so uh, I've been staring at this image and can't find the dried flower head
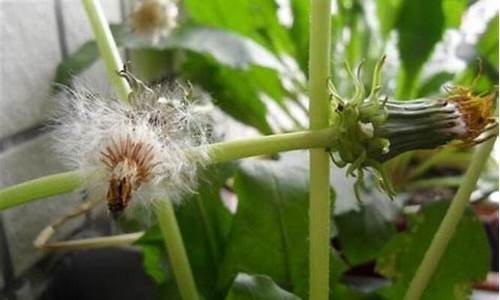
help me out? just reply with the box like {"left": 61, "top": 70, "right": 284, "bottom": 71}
{"left": 52, "top": 81, "right": 212, "bottom": 216}
{"left": 444, "top": 85, "right": 497, "bottom": 144}
{"left": 128, "top": 0, "right": 178, "bottom": 44}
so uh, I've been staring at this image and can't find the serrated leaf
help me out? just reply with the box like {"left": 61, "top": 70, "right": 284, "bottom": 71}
{"left": 375, "top": 201, "right": 491, "bottom": 300}
{"left": 225, "top": 273, "right": 302, "bottom": 300}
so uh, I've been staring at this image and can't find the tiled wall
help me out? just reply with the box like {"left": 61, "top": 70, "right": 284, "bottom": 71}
{"left": 0, "top": 0, "right": 122, "bottom": 298}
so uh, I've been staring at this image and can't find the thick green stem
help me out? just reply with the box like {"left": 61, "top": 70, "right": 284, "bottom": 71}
{"left": 81, "top": 0, "right": 131, "bottom": 102}
{"left": 207, "top": 127, "right": 335, "bottom": 163}
{"left": 154, "top": 199, "right": 199, "bottom": 300}
{"left": 403, "top": 138, "right": 496, "bottom": 300}
{"left": 308, "top": 1, "right": 332, "bottom": 299}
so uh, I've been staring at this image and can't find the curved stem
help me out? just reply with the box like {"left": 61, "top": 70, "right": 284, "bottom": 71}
{"left": 154, "top": 199, "right": 200, "bottom": 300}
{"left": 403, "top": 138, "right": 496, "bottom": 300}
{"left": 308, "top": 1, "right": 332, "bottom": 299}
{"left": 81, "top": 0, "right": 131, "bottom": 102}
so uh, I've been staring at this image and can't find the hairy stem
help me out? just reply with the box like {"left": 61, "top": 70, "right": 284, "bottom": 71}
{"left": 308, "top": 1, "right": 332, "bottom": 299}
{"left": 81, "top": 0, "right": 131, "bottom": 102}
{"left": 154, "top": 199, "right": 199, "bottom": 300}
{"left": 403, "top": 138, "right": 496, "bottom": 300}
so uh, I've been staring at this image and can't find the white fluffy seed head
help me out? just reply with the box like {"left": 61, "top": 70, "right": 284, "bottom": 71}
{"left": 51, "top": 82, "right": 213, "bottom": 214}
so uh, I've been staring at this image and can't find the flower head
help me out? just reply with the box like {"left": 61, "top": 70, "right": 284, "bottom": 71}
{"left": 52, "top": 80, "right": 212, "bottom": 216}
{"left": 328, "top": 56, "right": 498, "bottom": 199}
{"left": 128, "top": 0, "right": 178, "bottom": 44}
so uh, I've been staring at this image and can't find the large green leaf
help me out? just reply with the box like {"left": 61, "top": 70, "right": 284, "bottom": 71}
{"left": 395, "top": 0, "right": 446, "bottom": 99}
{"left": 375, "top": 201, "right": 491, "bottom": 300}
{"left": 218, "top": 158, "right": 348, "bottom": 299}
{"left": 183, "top": 0, "right": 295, "bottom": 55}
{"left": 225, "top": 273, "right": 302, "bottom": 300}
{"left": 135, "top": 164, "right": 236, "bottom": 299}
{"left": 376, "top": 0, "right": 403, "bottom": 39}
{"left": 180, "top": 54, "right": 275, "bottom": 134}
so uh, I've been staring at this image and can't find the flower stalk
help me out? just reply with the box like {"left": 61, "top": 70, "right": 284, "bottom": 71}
{"left": 81, "top": 0, "right": 131, "bottom": 102}
{"left": 403, "top": 137, "right": 496, "bottom": 300}
{"left": 81, "top": 1, "right": 199, "bottom": 299}
{"left": 308, "top": 0, "right": 332, "bottom": 299}
{"left": 154, "top": 198, "right": 200, "bottom": 300}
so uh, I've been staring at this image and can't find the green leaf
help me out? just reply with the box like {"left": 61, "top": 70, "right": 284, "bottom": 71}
{"left": 219, "top": 158, "right": 347, "bottom": 299}
{"left": 376, "top": 0, "right": 403, "bottom": 39}
{"left": 335, "top": 199, "right": 397, "bottom": 266}
{"left": 416, "top": 71, "right": 454, "bottom": 97}
{"left": 183, "top": 0, "right": 295, "bottom": 55}
{"left": 53, "top": 40, "right": 99, "bottom": 91}
{"left": 181, "top": 55, "right": 275, "bottom": 134}
{"left": 375, "top": 201, "right": 491, "bottom": 300}
{"left": 395, "top": 0, "right": 446, "bottom": 99}
{"left": 53, "top": 24, "right": 126, "bottom": 89}
{"left": 225, "top": 273, "right": 302, "bottom": 300}
{"left": 478, "top": 15, "right": 499, "bottom": 72}
{"left": 442, "top": 0, "right": 468, "bottom": 28}
{"left": 289, "top": 0, "right": 310, "bottom": 73}
{"left": 135, "top": 164, "right": 236, "bottom": 299}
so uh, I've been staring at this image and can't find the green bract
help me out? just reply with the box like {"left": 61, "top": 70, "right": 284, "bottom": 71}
{"left": 328, "top": 56, "right": 394, "bottom": 199}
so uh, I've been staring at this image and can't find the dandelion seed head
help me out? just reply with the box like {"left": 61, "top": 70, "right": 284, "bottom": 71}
{"left": 52, "top": 81, "right": 213, "bottom": 214}
{"left": 128, "top": 0, "right": 178, "bottom": 44}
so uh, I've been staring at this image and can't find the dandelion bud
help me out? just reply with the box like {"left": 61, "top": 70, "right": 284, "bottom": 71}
{"left": 128, "top": 0, "right": 178, "bottom": 44}
{"left": 52, "top": 81, "right": 212, "bottom": 216}
{"left": 328, "top": 56, "right": 497, "bottom": 198}
{"left": 373, "top": 89, "right": 497, "bottom": 162}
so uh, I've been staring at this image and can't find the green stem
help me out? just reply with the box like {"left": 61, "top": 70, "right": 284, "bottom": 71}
{"left": 403, "top": 138, "right": 496, "bottom": 300}
{"left": 207, "top": 127, "right": 335, "bottom": 163}
{"left": 0, "top": 129, "right": 337, "bottom": 208}
{"left": 308, "top": 1, "right": 332, "bottom": 299}
{"left": 154, "top": 199, "right": 200, "bottom": 300}
{"left": 0, "top": 170, "right": 83, "bottom": 210}
{"left": 81, "top": 0, "right": 131, "bottom": 102}
{"left": 81, "top": 2, "right": 198, "bottom": 299}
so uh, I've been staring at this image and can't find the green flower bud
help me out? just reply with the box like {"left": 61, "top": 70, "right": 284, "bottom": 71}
{"left": 328, "top": 56, "right": 497, "bottom": 199}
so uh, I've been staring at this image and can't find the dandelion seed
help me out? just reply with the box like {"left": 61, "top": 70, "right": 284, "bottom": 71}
{"left": 52, "top": 81, "right": 212, "bottom": 216}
